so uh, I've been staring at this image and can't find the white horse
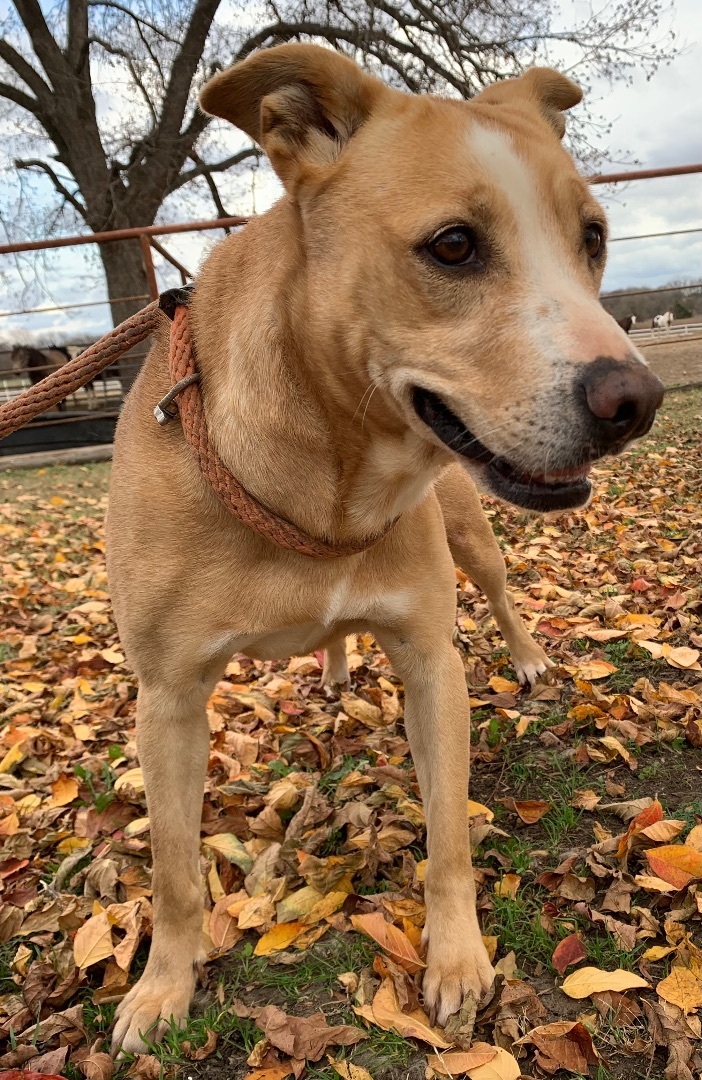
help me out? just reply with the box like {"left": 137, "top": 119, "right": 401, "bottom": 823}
{"left": 652, "top": 311, "right": 673, "bottom": 330}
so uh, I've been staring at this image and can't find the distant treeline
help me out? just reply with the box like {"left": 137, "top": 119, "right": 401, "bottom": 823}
{"left": 602, "top": 281, "right": 702, "bottom": 323}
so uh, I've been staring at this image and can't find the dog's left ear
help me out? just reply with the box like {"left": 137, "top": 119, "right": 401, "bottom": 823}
{"left": 476, "top": 67, "right": 582, "bottom": 139}
{"left": 199, "top": 44, "right": 384, "bottom": 188}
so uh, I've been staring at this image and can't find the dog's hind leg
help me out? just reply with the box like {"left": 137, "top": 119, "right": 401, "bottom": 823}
{"left": 321, "top": 637, "right": 350, "bottom": 688}
{"left": 112, "top": 679, "right": 210, "bottom": 1053}
{"left": 435, "top": 465, "right": 552, "bottom": 685}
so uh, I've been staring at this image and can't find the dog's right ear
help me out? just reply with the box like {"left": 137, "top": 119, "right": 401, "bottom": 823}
{"left": 199, "top": 44, "right": 384, "bottom": 189}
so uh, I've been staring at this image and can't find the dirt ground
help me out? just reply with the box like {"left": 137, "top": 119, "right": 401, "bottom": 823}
{"left": 641, "top": 333, "right": 702, "bottom": 388}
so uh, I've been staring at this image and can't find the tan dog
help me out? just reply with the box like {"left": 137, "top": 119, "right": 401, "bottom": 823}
{"left": 107, "top": 45, "right": 663, "bottom": 1051}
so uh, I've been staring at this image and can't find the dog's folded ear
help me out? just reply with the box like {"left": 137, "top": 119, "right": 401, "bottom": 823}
{"left": 199, "top": 44, "right": 383, "bottom": 188}
{"left": 476, "top": 67, "right": 582, "bottom": 139}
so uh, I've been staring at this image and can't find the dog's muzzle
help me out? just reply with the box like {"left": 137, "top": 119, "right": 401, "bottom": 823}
{"left": 412, "top": 386, "right": 593, "bottom": 513}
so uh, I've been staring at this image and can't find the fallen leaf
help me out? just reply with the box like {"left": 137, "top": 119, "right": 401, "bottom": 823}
{"left": 500, "top": 798, "right": 551, "bottom": 824}
{"left": 552, "top": 933, "right": 587, "bottom": 975}
{"left": 256, "top": 1005, "right": 366, "bottom": 1061}
{"left": 328, "top": 1058, "right": 374, "bottom": 1080}
{"left": 350, "top": 912, "right": 425, "bottom": 972}
{"left": 561, "top": 966, "right": 649, "bottom": 999}
{"left": 73, "top": 912, "right": 114, "bottom": 969}
{"left": 646, "top": 845, "right": 702, "bottom": 888}
{"left": 427, "top": 1045, "right": 498, "bottom": 1076}
{"left": 656, "top": 967, "right": 702, "bottom": 1014}
{"left": 359, "top": 977, "right": 451, "bottom": 1047}
{"left": 464, "top": 1047, "right": 521, "bottom": 1080}
{"left": 493, "top": 874, "right": 520, "bottom": 899}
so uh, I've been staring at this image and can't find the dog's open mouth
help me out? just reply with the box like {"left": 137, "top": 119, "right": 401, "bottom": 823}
{"left": 412, "top": 387, "right": 592, "bottom": 512}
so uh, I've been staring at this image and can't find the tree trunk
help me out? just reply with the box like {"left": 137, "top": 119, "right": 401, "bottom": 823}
{"left": 98, "top": 238, "right": 152, "bottom": 392}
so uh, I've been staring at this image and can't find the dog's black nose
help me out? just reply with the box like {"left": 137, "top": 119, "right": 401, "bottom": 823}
{"left": 579, "top": 357, "right": 664, "bottom": 446}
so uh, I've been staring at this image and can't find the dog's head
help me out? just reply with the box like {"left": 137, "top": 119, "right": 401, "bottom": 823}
{"left": 201, "top": 46, "right": 663, "bottom": 513}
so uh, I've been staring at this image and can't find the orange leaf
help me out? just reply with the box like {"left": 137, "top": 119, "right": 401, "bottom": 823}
{"left": 351, "top": 912, "right": 425, "bottom": 972}
{"left": 645, "top": 845, "right": 702, "bottom": 889}
{"left": 48, "top": 775, "right": 79, "bottom": 808}
{"left": 427, "top": 1046, "right": 498, "bottom": 1075}
{"left": 501, "top": 798, "right": 551, "bottom": 824}
{"left": 362, "top": 977, "right": 450, "bottom": 1047}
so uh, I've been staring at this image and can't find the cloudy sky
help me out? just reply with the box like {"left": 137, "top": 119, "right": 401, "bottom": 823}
{"left": 0, "top": 0, "right": 700, "bottom": 346}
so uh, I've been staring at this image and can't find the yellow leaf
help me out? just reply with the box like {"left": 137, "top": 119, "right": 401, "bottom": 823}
{"left": 74, "top": 912, "right": 114, "bottom": 969}
{"left": 488, "top": 676, "right": 520, "bottom": 694}
{"left": 642, "top": 946, "right": 676, "bottom": 961}
{"left": 467, "top": 800, "right": 494, "bottom": 823}
{"left": 100, "top": 647, "right": 125, "bottom": 665}
{"left": 465, "top": 1047, "right": 521, "bottom": 1080}
{"left": 203, "top": 833, "right": 254, "bottom": 872}
{"left": 494, "top": 874, "right": 521, "bottom": 899}
{"left": 598, "top": 736, "right": 632, "bottom": 763}
{"left": 56, "top": 836, "right": 91, "bottom": 855}
{"left": 482, "top": 936, "right": 498, "bottom": 962}
{"left": 340, "top": 692, "right": 384, "bottom": 729}
{"left": 0, "top": 742, "right": 26, "bottom": 774}
{"left": 328, "top": 1057, "right": 374, "bottom": 1080}
{"left": 427, "top": 1046, "right": 498, "bottom": 1076}
{"left": 48, "top": 775, "right": 79, "bottom": 808}
{"left": 656, "top": 966, "right": 702, "bottom": 1013}
{"left": 254, "top": 922, "right": 307, "bottom": 955}
{"left": 561, "top": 967, "right": 650, "bottom": 999}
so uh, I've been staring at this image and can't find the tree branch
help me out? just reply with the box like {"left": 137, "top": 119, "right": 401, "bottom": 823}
{"left": 0, "top": 79, "right": 42, "bottom": 116}
{"left": 15, "top": 157, "right": 87, "bottom": 217}
{"left": 167, "top": 147, "right": 262, "bottom": 194}
{"left": 0, "top": 39, "right": 53, "bottom": 102}
{"left": 12, "top": 0, "right": 65, "bottom": 79}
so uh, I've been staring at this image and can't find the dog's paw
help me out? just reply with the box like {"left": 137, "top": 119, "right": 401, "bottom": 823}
{"left": 421, "top": 925, "right": 494, "bottom": 1027}
{"left": 512, "top": 644, "right": 554, "bottom": 687}
{"left": 112, "top": 974, "right": 195, "bottom": 1054}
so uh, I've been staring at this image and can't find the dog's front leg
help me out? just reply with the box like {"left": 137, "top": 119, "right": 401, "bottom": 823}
{"left": 112, "top": 683, "right": 210, "bottom": 1053}
{"left": 377, "top": 631, "right": 494, "bottom": 1024}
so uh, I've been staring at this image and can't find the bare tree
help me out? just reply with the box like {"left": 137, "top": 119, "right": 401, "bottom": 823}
{"left": 0, "top": 0, "right": 676, "bottom": 327}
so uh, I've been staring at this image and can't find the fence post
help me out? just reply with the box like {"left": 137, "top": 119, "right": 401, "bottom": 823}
{"left": 139, "top": 234, "right": 159, "bottom": 301}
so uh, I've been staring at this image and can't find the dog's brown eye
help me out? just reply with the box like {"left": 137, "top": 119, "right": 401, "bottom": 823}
{"left": 428, "top": 227, "right": 476, "bottom": 267}
{"left": 584, "top": 224, "right": 604, "bottom": 259}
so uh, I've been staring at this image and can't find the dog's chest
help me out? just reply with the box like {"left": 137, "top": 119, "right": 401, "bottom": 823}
{"left": 216, "top": 580, "right": 413, "bottom": 662}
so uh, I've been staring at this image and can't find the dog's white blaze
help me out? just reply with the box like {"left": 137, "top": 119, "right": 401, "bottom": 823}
{"left": 469, "top": 124, "right": 645, "bottom": 365}
{"left": 470, "top": 124, "right": 572, "bottom": 296}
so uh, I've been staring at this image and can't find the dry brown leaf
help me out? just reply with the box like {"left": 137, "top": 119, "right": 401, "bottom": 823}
{"left": 256, "top": 1005, "right": 366, "bottom": 1061}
